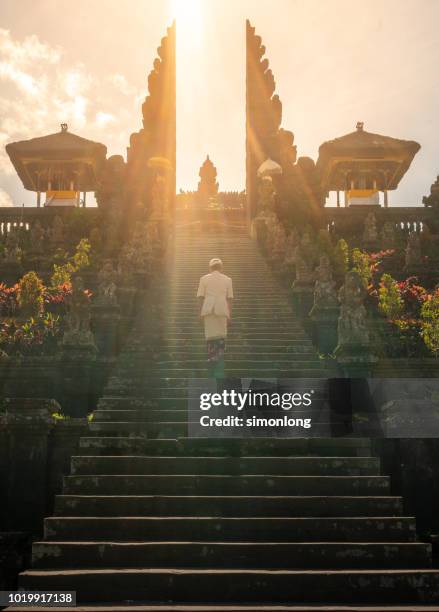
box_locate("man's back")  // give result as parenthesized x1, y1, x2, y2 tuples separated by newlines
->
(197, 271, 233, 317)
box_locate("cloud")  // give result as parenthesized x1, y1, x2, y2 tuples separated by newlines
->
(0, 29, 142, 188)
(0, 188, 13, 207)
(95, 111, 115, 127)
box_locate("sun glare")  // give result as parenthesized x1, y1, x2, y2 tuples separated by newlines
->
(171, 0, 203, 46)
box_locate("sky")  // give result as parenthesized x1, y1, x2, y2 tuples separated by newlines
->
(0, 0, 439, 207)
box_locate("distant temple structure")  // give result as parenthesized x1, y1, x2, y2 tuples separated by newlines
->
(5, 124, 106, 207)
(317, 122, 420, 207)
(197, 155, 219, 207)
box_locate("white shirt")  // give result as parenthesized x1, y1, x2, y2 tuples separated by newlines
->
(197, 271, 234, 318)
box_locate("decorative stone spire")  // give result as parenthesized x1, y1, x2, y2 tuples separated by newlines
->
(127, 22, 176, 213)
(246, 20, 296, 221)
(197, 155, 219, 207)
(423, 175, 439, 209)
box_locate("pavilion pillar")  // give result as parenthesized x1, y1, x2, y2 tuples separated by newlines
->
(384, 190, 388, 207)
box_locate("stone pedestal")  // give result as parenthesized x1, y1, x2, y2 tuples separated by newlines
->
(334, 345, 378, 377)
(118, 286, 137, 318)
(2, 398, 56, 535)
(58, 347, 97, 417)
(250, 217, 268, 251)
(92, 304, 121, 355)
(291, 282, 314, 320)
(309, 306, 340, 354)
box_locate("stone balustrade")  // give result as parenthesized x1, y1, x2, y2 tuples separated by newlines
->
(324, 205, 435, 236)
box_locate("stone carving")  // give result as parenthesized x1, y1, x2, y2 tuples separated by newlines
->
(257, 176, 276, 218)
(29, 221, 46, 254)
(120, 221, 157, 274)
(95, 155, 127, 210)
(294, 251, 315, 285)
(284, 228, 298, 267)
(2, 231, 22, 264)
(295, 232, 317, 268)
(363, 212, 378, 245)
(50, 216, 64, 245)
(96, 260, 118, 307)
(405, 232, 422, 271)
(381, 221, 396, 250)
(271, 222, 286, 261)
(62, 276, 96, 349)
(313, 255, 338, 309)
(246, 20, 297, 219)
(127, 23, 176, 211)
(423, 175, 439, 209)
(337, 270, 370, 348)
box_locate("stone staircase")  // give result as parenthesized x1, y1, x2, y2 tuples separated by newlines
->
(11, 225, 439, 610)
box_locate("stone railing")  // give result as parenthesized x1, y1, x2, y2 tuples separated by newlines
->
(0, 206, 100, 239)
(324, 206, 435, 236)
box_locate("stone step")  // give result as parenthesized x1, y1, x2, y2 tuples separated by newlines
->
(78, 437, 372, 457)
(31, 541, 431, 570)
(53, 495, 404, 518)
(63, 474, 391, 496)
(70, 456, 380, 477)
(88, 420, 338, 439)
(18, 568, 439, 604)
(44, 517, 417, 542)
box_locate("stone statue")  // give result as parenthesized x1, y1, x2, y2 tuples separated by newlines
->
(50, 216, 64, 245)
(313, 255, 338, 309)
(271, 221, 286, 261)
(295, 232, 317, 268)
(337, 270, 370, 348)
(423, 175, 439, 209)
(257, 176, 276, 218)
(363, 212, 378, 246)
(381, 222, 396, 250)
(2, 231, 22, 264)
(294, 251, 314, 285)
(62, 276, 96, 349)
(29, 221, 46, 254)
(96, 260, 118, 307)
(405, 232, 422, 271)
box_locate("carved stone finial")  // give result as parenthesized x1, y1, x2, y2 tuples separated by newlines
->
(356, 121, 364, 131)
(61, 123, 68, 132)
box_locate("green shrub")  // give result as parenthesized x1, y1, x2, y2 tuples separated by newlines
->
(351, 248, 372, 288)
(17, 272, 45, 317)
(421, 292, 439, 356)
(50, 238, 91, 287)
(378, 274, 404, 320)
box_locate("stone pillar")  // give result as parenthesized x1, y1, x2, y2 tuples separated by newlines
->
(3, 398, 56, 535)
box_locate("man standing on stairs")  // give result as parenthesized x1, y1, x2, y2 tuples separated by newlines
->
(197, 257, 234, 378)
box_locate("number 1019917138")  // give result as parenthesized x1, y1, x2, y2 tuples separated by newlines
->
(0, 591, 76, 607)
